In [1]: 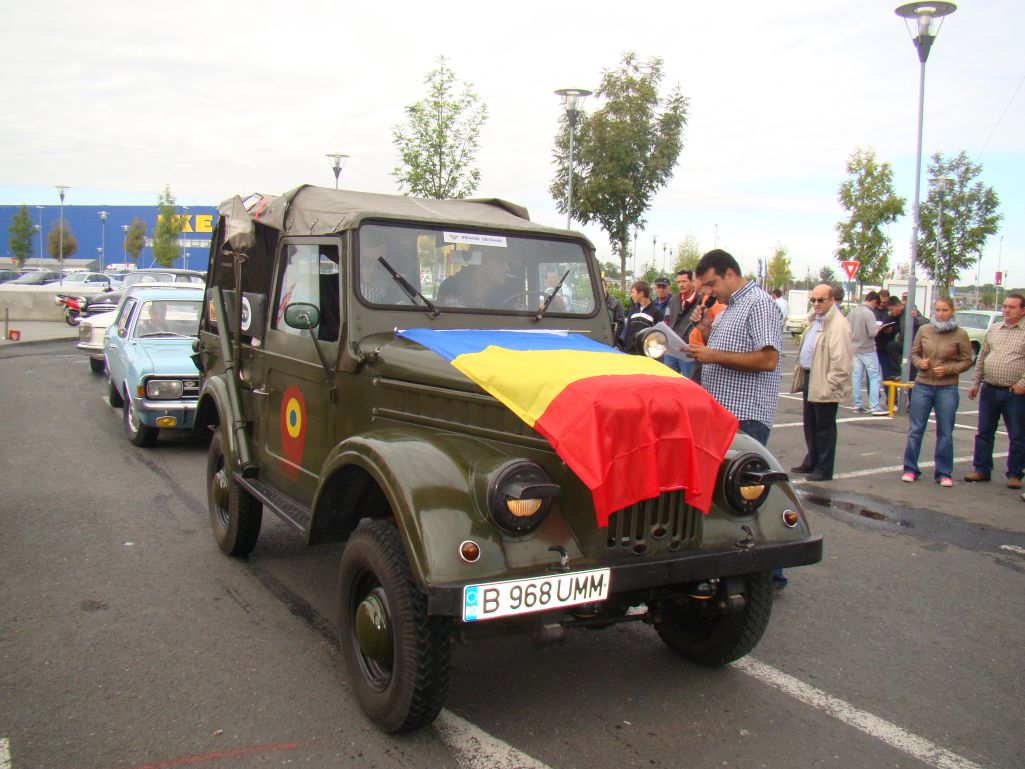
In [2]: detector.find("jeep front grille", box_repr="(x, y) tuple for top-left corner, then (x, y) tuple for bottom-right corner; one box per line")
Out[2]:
(605, 491), (701, 555)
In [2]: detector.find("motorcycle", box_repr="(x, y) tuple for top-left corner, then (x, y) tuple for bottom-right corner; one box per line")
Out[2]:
(54, 293), (87, 326)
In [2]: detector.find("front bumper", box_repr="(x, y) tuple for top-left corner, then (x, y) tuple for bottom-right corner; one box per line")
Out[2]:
(135, 398), (198, 429)
(426, 535), (823, 617)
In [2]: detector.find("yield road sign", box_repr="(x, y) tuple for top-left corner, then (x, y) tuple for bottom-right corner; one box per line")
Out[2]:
(841, 260), (860, 281)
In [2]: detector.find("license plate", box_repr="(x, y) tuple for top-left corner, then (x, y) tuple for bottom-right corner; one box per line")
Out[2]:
(462, 568), (611, 622)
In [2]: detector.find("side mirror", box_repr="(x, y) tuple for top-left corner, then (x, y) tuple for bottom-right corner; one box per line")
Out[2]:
(118, 327), (127, 338)
(284, 302), (321, 331)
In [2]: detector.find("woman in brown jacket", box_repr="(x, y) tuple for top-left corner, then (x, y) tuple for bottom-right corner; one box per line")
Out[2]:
(901, 297), (974, 486)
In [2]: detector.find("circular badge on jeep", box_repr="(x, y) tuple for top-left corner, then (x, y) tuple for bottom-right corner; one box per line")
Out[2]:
(240, 296), (252, 332)
(280, 385), (306, 477)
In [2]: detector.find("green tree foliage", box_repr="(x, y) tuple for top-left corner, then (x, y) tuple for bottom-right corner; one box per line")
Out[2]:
(392, 56), (488, 199)
(916, 151), (1002, 296)
(818, 265), (836, 285)
(766, 244), (792, 290)
(46, 220), (77, 261)
(835, 148), (905, 285)
(153, 186), (184, 267)
(549, 53), (688, 290)
(126, 217), (147, 263)
(674, 233), (701, 272)
(601, 260), (622, 280)
(7, 205), (34, 267)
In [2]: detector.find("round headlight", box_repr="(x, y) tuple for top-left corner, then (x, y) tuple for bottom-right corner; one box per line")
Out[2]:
(723, 453), (773, 514)
(641, 329), (668, 359)
(487, 461), (560, 533)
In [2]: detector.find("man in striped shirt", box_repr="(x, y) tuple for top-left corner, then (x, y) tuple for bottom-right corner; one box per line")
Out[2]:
(965, 293), (1025, 489)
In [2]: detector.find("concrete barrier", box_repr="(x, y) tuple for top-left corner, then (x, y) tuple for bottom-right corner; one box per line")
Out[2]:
(0, 285), (113, 321)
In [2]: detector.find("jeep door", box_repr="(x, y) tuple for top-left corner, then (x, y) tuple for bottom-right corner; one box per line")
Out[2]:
(258, 240), (342, 504)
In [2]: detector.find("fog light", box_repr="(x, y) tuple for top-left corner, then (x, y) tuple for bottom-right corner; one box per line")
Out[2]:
(156, 416), (178, 428)
(740, 484), (766, 501)
(506, 498), (543, 518)
(459, 540), (481, 563)
(782, 509), (800, 528)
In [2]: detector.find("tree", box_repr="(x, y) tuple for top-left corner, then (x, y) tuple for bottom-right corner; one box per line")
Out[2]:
(46, 220), (77, 262)
(818, 265), (836, 285)
(7, 205), (34, 268)
(674, 233), (701, 272)
(766, 244), (792, 290)
(126, 218), (147, 263)
(916, 151), (1002, 296)
(392, 56), (488, 199)
(549, 53), (688, 290)
(152, 186), (184, 267)
(835, 148), (905, 285)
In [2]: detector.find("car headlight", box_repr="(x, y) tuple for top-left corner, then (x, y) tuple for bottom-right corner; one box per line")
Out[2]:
(146, 379), (184, 399)
(639, 328), (668, 359)
(487, 461), (561, 533)
(723, 452), (787, 514)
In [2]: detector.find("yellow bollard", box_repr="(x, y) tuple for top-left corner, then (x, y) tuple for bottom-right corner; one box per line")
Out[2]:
(881, 380), (914, 416)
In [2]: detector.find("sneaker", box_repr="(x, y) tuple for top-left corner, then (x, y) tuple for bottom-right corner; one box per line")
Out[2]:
(938, 477), (953, 487)
(853, 406), (865, 414)
(901, 472), (916, 482)
(871, 408), (890, 416)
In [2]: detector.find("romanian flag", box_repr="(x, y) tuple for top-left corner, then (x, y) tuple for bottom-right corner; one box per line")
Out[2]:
(397, 329), (738, 526)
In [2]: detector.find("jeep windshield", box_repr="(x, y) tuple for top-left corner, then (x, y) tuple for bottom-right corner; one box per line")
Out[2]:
(357, 224), (598, 315)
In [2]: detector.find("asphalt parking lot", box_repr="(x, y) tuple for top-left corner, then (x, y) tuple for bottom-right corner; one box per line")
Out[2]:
(773, 337), (1023, 537)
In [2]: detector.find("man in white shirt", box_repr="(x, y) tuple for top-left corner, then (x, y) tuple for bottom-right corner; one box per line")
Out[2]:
(771, 288), (789, 321)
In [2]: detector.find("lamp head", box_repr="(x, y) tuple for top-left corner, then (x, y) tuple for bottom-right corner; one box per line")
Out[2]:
(554, 88), (593, 114)
(895, 2), (956, 61)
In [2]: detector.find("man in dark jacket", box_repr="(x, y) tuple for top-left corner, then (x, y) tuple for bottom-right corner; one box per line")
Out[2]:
(663, 269), (700, 376)
(623, 280), (664, 353)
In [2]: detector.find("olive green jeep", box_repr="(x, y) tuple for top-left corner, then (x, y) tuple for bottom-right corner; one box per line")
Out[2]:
(194, 186), (822, 733)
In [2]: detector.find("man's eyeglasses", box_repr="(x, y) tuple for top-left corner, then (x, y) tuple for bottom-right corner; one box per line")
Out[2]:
(811, 297), (831, 305)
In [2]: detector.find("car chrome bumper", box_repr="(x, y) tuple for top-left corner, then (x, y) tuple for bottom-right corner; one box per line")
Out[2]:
(426, 536), (823, 617)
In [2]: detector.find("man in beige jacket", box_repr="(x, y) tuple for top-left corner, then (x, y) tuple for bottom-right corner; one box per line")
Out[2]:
(790, 284), (853, 481)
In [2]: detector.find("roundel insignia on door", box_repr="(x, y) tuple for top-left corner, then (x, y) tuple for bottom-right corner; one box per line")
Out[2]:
(280, 385), (306, 478)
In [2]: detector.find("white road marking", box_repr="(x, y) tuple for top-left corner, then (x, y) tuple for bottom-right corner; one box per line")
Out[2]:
(734, 658), (987, 769)
(434, 709), (552, 769)
(792, 452), (1010, 483)
(0, 737), (10, 769)
(998, 544), (1025, 557)
(775, 416), (891, 428)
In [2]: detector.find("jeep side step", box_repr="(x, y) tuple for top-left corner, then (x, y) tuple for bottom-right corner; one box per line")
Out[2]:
(234, 473), (311, 534)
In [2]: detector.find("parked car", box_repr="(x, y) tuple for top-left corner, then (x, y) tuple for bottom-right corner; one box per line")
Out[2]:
(4, 270), (61, 285)
(104, 286), (204, 447)
(0, 268), (24, 283)
(196, 186), (822, 733)
(121, 268), (206, 288)
(59, 271), (114, 288)
(77, 282), (192, 373)
(958, 309), (1002, 361)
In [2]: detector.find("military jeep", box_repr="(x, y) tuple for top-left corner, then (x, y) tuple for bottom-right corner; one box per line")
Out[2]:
(195, 185), (822, 733)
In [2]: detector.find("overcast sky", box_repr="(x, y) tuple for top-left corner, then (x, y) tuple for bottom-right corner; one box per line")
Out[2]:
(2, 0), (1022, 285)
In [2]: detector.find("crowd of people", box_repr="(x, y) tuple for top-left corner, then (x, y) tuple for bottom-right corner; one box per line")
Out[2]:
(609, 251), (1025, 592)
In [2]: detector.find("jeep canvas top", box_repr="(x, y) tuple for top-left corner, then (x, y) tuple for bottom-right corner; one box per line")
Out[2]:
(195, 184), (822, 733)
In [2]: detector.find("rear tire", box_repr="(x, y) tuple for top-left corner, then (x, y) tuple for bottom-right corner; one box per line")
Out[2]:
(654, 571), (773, 667)
(338, 519), (451, 733)
(89, 356), (105, 374)
(206, 431), (262, 556)
(124, 389), (158, 447)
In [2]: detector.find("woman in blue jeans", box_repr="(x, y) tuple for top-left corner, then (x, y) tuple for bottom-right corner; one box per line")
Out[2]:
(901, 298), (973, 486)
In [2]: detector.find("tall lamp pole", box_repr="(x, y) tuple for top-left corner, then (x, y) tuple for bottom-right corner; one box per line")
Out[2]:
(97, 210), (108, 272)
(326, 153), (349, 189)
(555, 88), (592, 230)
(122, 224), (129, 265)
(56, 185), (68, 284)
(895, 1), (956, 382)
(182, 206), (190, 270)
(35, 206), (43, 267)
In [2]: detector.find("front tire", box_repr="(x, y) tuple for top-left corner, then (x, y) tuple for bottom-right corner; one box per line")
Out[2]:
(89, 356), (105, 374)
(654, 571), (773, 667)
(108, 375), (123, 407)
(123, 388), (159, 447)
(206, 431), (262, 556)
(338, 519), (451, 733)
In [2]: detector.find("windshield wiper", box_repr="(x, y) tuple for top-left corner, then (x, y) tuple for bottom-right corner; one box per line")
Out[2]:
(536, 269), (571, 321)
(378, 256), (440, 318)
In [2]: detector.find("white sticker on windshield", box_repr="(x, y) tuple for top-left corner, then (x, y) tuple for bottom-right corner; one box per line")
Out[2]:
(444, 232), (508, 248)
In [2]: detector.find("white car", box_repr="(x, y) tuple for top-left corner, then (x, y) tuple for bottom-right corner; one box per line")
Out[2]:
(78, 282), (201, 373)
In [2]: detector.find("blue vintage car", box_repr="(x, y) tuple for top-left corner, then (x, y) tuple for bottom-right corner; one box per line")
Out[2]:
(104, 286), (204, 446)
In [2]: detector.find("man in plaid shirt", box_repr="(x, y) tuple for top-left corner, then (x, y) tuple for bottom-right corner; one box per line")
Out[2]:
(685, 250), (783, 447)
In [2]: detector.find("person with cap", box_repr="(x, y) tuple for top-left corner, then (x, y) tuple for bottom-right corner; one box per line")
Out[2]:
(651, 276), (673, 315)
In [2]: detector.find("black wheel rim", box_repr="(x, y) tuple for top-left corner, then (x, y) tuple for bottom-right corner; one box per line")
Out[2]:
(350, 571), (394, 691)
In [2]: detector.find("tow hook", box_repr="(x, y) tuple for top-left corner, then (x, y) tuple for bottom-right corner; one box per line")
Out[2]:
(734, 524), (755, 550)
(548, 545), (570, 572)
(717, 576), (748, 614)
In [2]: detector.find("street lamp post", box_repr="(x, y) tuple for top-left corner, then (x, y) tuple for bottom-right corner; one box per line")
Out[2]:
(895, 1), (956, 382)
(97, 210), (108, 272)
(326, 153), (349, 189)
(929, 177), (953, 295)
(35, 206), (43, 267)
(56, 185), (68, 284)
(554, 88), (592, 230)
(182, 206), (189, 270)
(122, 224), (129, 264)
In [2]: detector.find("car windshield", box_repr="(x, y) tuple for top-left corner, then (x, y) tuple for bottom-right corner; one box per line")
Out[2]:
(123, 272), (178, 287)
(133, 300), (202, 338)
(357, 224), (597, 315)
(958, 313), (992, 330)
(9, 272), (53, 284)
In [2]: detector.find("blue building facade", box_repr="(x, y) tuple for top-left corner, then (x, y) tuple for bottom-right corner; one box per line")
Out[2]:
(1, 204), (219, 272)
